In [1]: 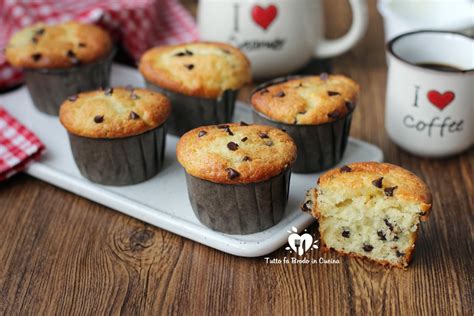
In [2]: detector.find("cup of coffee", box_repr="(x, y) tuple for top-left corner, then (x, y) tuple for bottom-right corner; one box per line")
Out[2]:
(197, 0), (368, 79)
(385, 31), (473, 157)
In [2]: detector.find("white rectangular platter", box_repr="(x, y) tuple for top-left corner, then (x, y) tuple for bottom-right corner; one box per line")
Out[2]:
(0, 64), (383, 257)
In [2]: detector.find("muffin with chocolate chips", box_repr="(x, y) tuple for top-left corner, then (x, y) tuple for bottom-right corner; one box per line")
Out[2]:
(59, 87), (171, 185)
(177, 123), (296, 234)
(5, 21), (114, 115)
(139, 42), (251, 136)
(302, 162), (432, 269)
(251, 74), (359, 173)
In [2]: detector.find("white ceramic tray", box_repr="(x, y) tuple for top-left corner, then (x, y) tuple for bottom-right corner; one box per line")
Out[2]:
(0, 64), (384, 257)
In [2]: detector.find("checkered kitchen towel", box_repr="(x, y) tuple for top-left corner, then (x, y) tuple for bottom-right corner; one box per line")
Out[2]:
(0, 0), (199, 88)
(0, 107), (45, 181)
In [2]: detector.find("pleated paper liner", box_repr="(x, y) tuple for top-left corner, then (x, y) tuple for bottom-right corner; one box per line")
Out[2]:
(251, 75), (355, 173)
(185, 169), (291, 235)
(67, 123), (166, 186)
(145, 81), (238, 136)
(24, 47), (116, 116)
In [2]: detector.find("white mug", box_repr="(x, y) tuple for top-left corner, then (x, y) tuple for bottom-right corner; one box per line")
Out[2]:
(378, 0), (474, 43)
(385, 31), (474, 158)
(197, 0), (368, 78)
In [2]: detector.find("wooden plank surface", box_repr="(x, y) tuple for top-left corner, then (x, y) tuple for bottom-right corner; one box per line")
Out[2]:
(0, 1), (472, 314)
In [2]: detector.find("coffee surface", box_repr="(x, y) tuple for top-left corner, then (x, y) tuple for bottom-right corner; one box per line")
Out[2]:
(416, 62), (464, 72)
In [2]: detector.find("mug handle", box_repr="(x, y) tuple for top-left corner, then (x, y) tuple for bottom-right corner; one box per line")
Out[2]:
(314, 0), (368, 58)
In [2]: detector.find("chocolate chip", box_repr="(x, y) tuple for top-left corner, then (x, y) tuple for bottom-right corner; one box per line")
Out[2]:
(328, 91), (341, 96)
(265, 140), (273, 146)
(384, 186), (398, 197)
(241, 137), (248, 142)
(224, 126), (234, 136)
(68, 95), (78, 102)
(242, 156), (251, 161)
(35, 28), (45, 36)
(184, 64), (194, 70)
(394, 236), (399, 241)
(240, 121), (248, 126)
(31, 37), (38, 44)
(104, 87), (113, 96)
(225, 168), (240, 180)
(175, 49), (194, 57)
(274, 91), (285, 98)
(198, 130), (207, 137)
(340, 165), (352, 173)
(396, 251), (405, 257)
(258, 132), (269, 139)
(260, 88), (269, 94)
(94, 115), (104, 123)
(372, 177), (384, 188)
(384, 218), (394, 231)
(31, 53), (42, 61)
(129, 111), (140, 120)
(377, 230), (387, 241)
(342, 229), (350, 238)
(362, 244), (374, 252)
(227, 142), (239, 151)
(345, 101), (354, 111)
(280, 128), (286, 132)
(66, 50), (80, 65)
(328, 110), (340, 119)
(130, 92), (140, 100)
(317, 178), (321, 184)
(320, 72), (329, 81)
(298, 110), (307, 115)
(217, 124), (229, 129)
(78, 43), (87, 48)
(221, 48), (231, 54)
(302, 201), (312, 213)
(297, 82), (304, 88)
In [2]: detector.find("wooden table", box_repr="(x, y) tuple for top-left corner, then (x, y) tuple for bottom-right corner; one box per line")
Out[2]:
(1, 1), (472, 314)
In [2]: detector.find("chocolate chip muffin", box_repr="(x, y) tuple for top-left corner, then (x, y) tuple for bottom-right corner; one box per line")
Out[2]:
(139, 42), (251, 136)
(302, 162), (432, 269)
(60, 87), (171, 185)
(5, 21), (115, 115)
(177, 123), (296, 234)
(251, 74), (359, 173)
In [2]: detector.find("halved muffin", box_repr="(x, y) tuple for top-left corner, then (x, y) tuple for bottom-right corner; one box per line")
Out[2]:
(302, 162), (432, 268)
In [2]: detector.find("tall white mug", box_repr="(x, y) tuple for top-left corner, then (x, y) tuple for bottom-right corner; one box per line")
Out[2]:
(385, 31), (474, 158)
(197, 0), (368, 78)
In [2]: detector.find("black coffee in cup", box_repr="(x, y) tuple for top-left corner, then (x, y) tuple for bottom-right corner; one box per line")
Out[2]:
(416, 62), (464, 72)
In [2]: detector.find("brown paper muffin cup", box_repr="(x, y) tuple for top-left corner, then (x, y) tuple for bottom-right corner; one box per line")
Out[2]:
(67, 123), (166, 186)
(24, 47), (116, 116)
(251, 76), (355, 174)
(185, 169), (291, 235)
(145, 81), (237, 136)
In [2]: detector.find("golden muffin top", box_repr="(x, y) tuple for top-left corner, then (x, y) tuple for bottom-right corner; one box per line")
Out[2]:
(59, 87), (171, 139)
(251, 74), (360, 125)
(176, 123), (297, 184)
(139, 42), (251, 99)
(5, 22), (113, 69)
(313, 162), (433, 218)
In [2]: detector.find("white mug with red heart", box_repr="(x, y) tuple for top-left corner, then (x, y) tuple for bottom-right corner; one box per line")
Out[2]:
(385, 31), (474, 157)
(197, 0), (368, 78)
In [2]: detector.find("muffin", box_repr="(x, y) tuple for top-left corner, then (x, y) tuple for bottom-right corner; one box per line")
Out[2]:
(139, 42), (251, 136)
(302, 162), (432, 269)
(59, 87), (171, 185)
(177, 123), (296, 234)
(251, 74), (359, 173)
(5, 21), (115, 115)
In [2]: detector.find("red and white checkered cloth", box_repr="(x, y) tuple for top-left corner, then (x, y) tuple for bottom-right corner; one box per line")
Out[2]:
(0, 0), (198, 89)
(0, 107), (45, 181)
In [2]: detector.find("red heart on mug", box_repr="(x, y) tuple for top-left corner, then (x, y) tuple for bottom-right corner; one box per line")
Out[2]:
(251, 5), (278, 30)
(427, 90), (455, 110)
